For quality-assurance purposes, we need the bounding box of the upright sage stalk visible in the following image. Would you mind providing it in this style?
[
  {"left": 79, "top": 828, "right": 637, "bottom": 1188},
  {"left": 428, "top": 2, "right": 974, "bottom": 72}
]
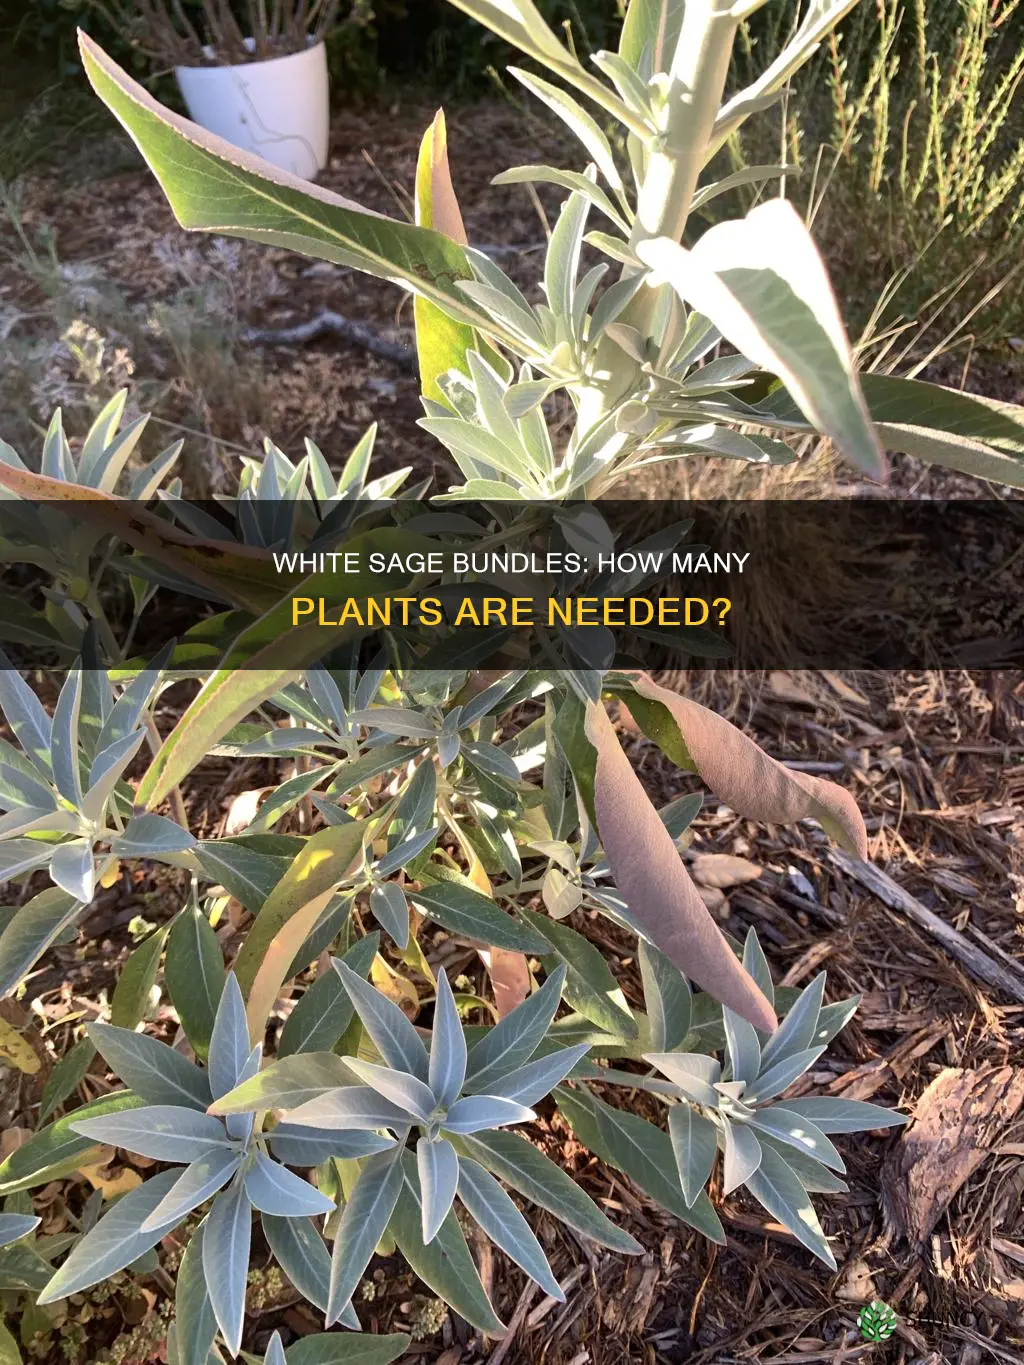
[{"left": 581, "top": 0, "right": 757, "bottom": 426}]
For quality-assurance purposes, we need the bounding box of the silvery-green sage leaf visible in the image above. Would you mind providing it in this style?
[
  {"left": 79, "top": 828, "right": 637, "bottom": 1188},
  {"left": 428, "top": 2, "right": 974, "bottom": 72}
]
[
  {"left": 278, "top": 934, "right": 378, "bottom": 1059},
  {"left": 0, "top": 656, "right": 52, "bottom": 780},
  {"left": 0, "top": 1213, "right": 39, "bottom": 1248},
  {"left": 267, "top": 1124, "right": 395, "bottom": 1168},
  {"left": 645, "top": 1053, "right": 721, "bottom": 1107},
  {"left": 758, "top": 974, "right": 826, "bottom": 1072},
  {"left": 417, "top": 1137, "right": 460, "bottom": 1245},
  {"left": 110, "top": 813, "right": 197, "bottom": 856},
  {"left": 464, "top": 965, "right": 566, "bottom": 1092},
  {"left": 165, "top": 897, "right": 225, "bottom": 1063},
  {"left": 746, "top": 1107, "right": 845, "bottom": 1173},
  {"left": 327, "top": 1150, "right": 404, "bottom": 1325},
  {"left": 459, "top": 1129, "right": 641, "bottom": 1254},
  {"left": 50, "top": 671, "right": 83, "bottom": 809},
  {"left": 442, "top": 1095, "right": 535, "bottom": 1135},
  {"left": 242, "top": 1151, "right": 336, "bottom": 1218},
  {"left": 37, "top": 1169, "right": 182, "bottom": 1303},
  {"left": 202, "top": 1182, "right": 252, "bottom": 1355},
  {"left": 721, "top": 1117, "right": 762, "bottom": 1194},
  {"left": 638, "top": 939, "right": 692, "bottom": 1053},
  {"left": 81, "top": 730, "right": 147, "bottom": 823},
  {"left": 71, "top": 1105, "right": 230, "bottom": 1163},
  {"left": 744, "top": 1047, "right": 827, "bottom": 1105},
  {"left": 342, "top": 1059, "right": 437, "bottom": 1122},
  {"left": 141, "top": 1148, "right": 241, "bottom": 1232},
  {"left": 668, "top": 1103, "right": 719, "bottom": 1208},
  {"left": 174, "top": 1221, "right": 217, "bottom": 1365},
  {"left": 208, "top": 972, "right": 250, "bottom": 1101},
  {"left": 483, "top": 1044, "right": 590, "bottom": 1106},
  {"left": 285, "top": 1085, "right": 413, "bottom": 1133},
  {"left": 775, "top": 1096, "right": 908, "bottom": 1134},
  {"left": 456, "top": 1156, "right": 563, "bottom": 1300},
  {"left": 88, "top": 1021, "right": 211, "bottom": 1111},
  {"left": 429, "top": 970, "right": 467, "bottom": 1110},
  {"left": 50, "top": 841, "right": 95, "bottom": 904},
  {"left": 743, "top": 1143, "right": 837, "bottom": 1269},
  {"left": 368, "top": 883, "right": 410, "bottom": 949},
  {"left": 723, "top": 1007, "right": 761, "bottom": 1087},
  {"left": 333, "top": 959, "right": 430, "bottom": 1081}
]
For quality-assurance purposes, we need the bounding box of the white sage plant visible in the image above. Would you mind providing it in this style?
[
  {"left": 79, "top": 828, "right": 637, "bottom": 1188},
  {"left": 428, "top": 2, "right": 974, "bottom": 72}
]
[
  {"left": 0, "top": 422, "right": 906, "bottom": 1355},
  {"left": 0, "top": 1, "right": 992, "bottom": 1359}
]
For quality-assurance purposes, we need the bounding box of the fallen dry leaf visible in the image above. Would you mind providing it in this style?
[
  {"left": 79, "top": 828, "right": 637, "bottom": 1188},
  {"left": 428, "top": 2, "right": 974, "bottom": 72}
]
[
  {"left": 835, "top": 1256, "right": 877, "bottom": 1302},
  {"left": 691, "top": 853, "right": 763, "bottom": 889},
  {"left": 224, "top": 787, "right": 269, "bottom": 835},
  {"left": 77, "top": 1151, "right": 143, "bottom": 1199},
  {"left": 993, "top": 1236, "right": 1024, "bottom": 1267},
  {"left": 0, "top": 1127, "right": 32, "bottom": 1161},
  {"left": 882, "top": 1066, "right": 1024, "bottom": 1243},
  {"left": 0, "top": 1016, "right": 42, "bottom": 1075},
  {"left": 479, "top": 948, "right": 530, "bottom": 1019},
  {"left": 768, "top": 671, "right": 818, "bottom": 704},
  {"left": 99, "top": 859, "right": 121, "bottom": 889},
  {"left": 821, "top": 670, "right": 869, "bottom": 705},
  {"left": 371, "top": 954, "right": 419, "bottom": 1020},
  {"left": 696, "top": 885, "right": 728, "bottom": 917}
]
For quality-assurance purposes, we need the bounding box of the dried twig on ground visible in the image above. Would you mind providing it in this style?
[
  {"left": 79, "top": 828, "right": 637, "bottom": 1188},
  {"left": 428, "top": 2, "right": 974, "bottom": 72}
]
[
  {"left": 242, "top": 311, "right": 416, "bottom": 370},
  {"left": 830, "top": 851, "right": 1024, "bottom": 1005}
]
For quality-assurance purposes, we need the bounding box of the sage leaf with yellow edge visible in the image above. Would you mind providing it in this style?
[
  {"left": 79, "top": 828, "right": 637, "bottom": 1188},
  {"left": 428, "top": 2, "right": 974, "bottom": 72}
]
[
  {"left": 0, "top": 1092, "right": 147, "bottom": 1196},
  {"left": 414, "top": 110, "right": 478, "bottom": 404},
  {"left": 135, "top": 670, "right": 302, "bottom": 813},
  {"left": 231, "top": 821, "right": 367, "bottom": 1007}
]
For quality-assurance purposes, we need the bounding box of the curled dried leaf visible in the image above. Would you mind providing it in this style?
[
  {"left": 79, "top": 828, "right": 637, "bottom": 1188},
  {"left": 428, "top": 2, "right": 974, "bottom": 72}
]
[
  {"left": 585, "top": 700, "right": 775, "bottom": 1033},
  {"left": 691, "top": 853, "right": 763, "bottom": 890},
  {"left": 630, "top": 674, "right": 867, "bottom": 859}
]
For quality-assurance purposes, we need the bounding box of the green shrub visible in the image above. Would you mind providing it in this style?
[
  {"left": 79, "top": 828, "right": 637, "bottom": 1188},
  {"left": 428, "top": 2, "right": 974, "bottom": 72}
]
[{"left": 731, "top": 0, "right": 1024, "bottom": 339}]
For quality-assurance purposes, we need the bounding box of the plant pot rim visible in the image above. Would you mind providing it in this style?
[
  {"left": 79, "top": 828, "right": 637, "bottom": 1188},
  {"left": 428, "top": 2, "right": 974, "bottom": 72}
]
[{"left": 175, "top": 34, "right": 324, "bottom": 73}]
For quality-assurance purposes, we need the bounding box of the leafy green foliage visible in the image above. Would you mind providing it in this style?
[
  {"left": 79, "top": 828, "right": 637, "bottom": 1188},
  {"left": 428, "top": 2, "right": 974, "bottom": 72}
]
[
  {"left": 0, "top": 2, "right": 929, "bottom": 1358},
  {"left": 68, "top": 0, "right": 1024, "bottom": 493},
  {"left": 0, "top": 587, "right": 905, "bottom": 1356},
  {"left": 638, "top": 949, "right": 906, "bottom": 1268}
]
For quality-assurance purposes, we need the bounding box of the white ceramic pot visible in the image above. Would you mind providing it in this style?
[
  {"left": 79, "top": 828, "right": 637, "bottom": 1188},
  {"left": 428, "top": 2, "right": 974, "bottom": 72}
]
[{"left": 175, "top": 39, "right": 329, "bottom": 181}]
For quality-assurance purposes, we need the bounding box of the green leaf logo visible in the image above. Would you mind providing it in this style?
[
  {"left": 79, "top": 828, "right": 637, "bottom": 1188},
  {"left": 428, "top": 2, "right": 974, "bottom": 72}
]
[{"left": 858, "top": 1300, "right": 898, "bottom": 1342}]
